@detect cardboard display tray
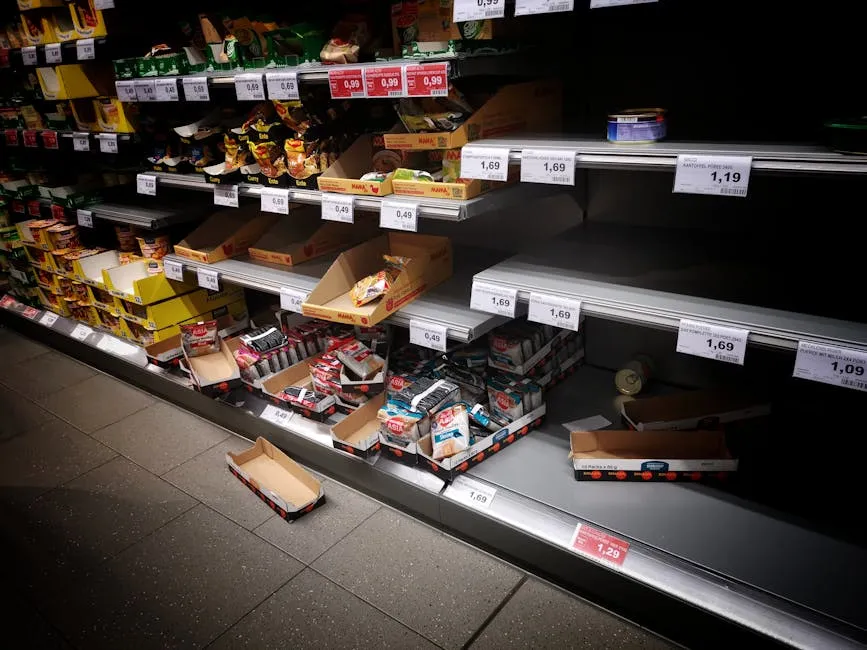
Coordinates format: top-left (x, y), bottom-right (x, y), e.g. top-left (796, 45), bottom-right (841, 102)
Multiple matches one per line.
top-left (330, 393), bottom-right (386, 458)
top-left (260, 355), bottom-right (339, 423)
top-left (173, 206), bottom-right (279, 264)
top-left (621, 390), bottom-right (771, 431)
top-left (183, 336), bottom-right (242, 397)
top-left (103, 260), bottom-right (196, 305)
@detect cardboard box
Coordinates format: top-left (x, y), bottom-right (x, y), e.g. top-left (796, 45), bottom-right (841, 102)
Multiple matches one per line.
top-left (88, 285), bottom-right (121, 314)
top-left (54, 248), bottom-right (102, 278)
top-left (488, 328), bottom-right (577, 377)
top-left (302, 233), bottom-right (452, 327)
top-left (383, 80), bottom-right (561, 151)
top-left (121, 297), bottom-right (249, 345)
top-left (118, 285), bottom-right (244, 330)
top-left (392, 175), bottom-right (507, 202)
top-left (103, 260), bottom-right (196, 305)
top-left (173, 207), bottom-right (279, 264)
top-left (36, 287), bottom-right (72, 316)
top-left (144, 308), bottom-right (250, 369)
top-left (18, 0), bottom-right (64, 9)
top-left (17, 219), bottom-right (58, 250)
top-left (73, 249), bottom-right (119, 286)
top-left (93, 97), bottom-right (138, 133)
top-left (226, 438), bottom-right (325, 521)
top-left (390, 0), bottom-right (493, 51)
top-left (569, 429), bottom-right (739, 482)
top-left (330, 393), bottom-right (385, 458)
top-left (37, 64), bottom-right (113, 100)
top-left (24, 243), bottom-right (56, 271)
top-left (621, 390), bottom-right (771, 432)
top-left (316, 134), bottom-right (395, 197)
top-left (183, 335), bottom-right (241, 397)
top-left (68, 1), bottom-right (106, 38)
top-left (261, 357), bottom-right (339, 423)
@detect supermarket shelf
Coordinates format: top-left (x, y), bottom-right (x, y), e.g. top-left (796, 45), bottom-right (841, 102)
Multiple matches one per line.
top-left (0, 37), bottom-right (109, 68)
top-left (2, 128), bottom-right (136, 151)
top-left (469, 137), bottom-right (867, 176)
top-left (88, 200), bottom-right (207, 229)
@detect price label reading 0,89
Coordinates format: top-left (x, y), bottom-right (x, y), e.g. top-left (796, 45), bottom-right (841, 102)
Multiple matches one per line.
top-left (99, 134), bottom-right (118, 154)
top-left (676, 319), bottom-right (748, 366)
top-left (520, 149), bottom-right (576, 186)
top-left (449, 476), bottom-right (497, 510)
top-left (528, 292), bottom-right (581, 331)
top-left (45, 42), bottom-right (62, 64)
top-left (570, 523), bottom-right (629, 566)
top-left (454, 0), bottom-right (505, 21)
top-left (261, 187), bottom-right (290, 215)
top-left (380, 200), bottom-right (418, 232)
top-left (321, 193), bottom-right (355, 224)
top-left (327, 67), bottom-right (365, 99)
top-left (235, 73), bottom-right (266, 101)
top-left (5, 129), bottom-right (18, 147)
top-left (265, 71), bottom-right (299, 100)
top-left (279, 287), bottom-right (307, 314)
top-left (793, 342), bottom-right (867, 392)
top-left (515, 0), bottom-right (574, 15)
top-left (182, 77), bottom-right (210, 102)
top-left (673, 154), bottom-right (752, 197)
top-left (154, 78), bottom-right (179, 102)
top-left (22, 130), bottom-right (38, 148)
top-left (405, 63), bottom-right (449, 97)
top-left (77, 38), bottom-right (95, 61)
top-left (470, 281), bottom-right (519, 317)
top-left (197, 268), bottom-right (220, 292)
top-left (409, 320), bottom-right (448, 352)
top-left (163, 259), bottom-right (185, 282)
top-left (213, 184), bottom-right (239, 208)
top-left (136, 173), bottom-right (156, 195)
top-left (460, 146), bottom-right (510, 182)
top-left (364, 66), bottom-right (404, 98)
top-left (77, 209), bottom-right (94, 228)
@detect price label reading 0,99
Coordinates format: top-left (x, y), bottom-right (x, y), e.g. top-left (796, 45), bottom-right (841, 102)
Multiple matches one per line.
top-left (793, 342), bottom-right (867, 392)
top-left (520, 149), bottom-right (576, 186)
top-left (409, 320), bottom-right (448, 352)
top-left (5, 129), bottom-right (18, 146)
top-left (261, 187), bottom-right (291, 215)
top-left (182, 77), bottom-right (210, 102)
top-left (235, 73), bottom-right (266, 101)
top-left (279, 287), bottom-right (308, 313)
top-left (321, 193), bottom-right (355, 223)
top-left (570, 523), bottom-right (629, 566)
top-left (364, 66), bottom-right (404, 98)
top-left (213, 184), bottom-right (239, 208)
top-left (45, 42), bottom-right (62, 64)
top-left (328, 67), bottom-right (366, 99)
top-left (380, 200), bottom-right (418, 232)
top-left (77, 209), bottom-right (93, 228)
top-left (673, 154), bottom-right (752, 197)
top-left (528, 292), bottom-right (581, 331)
top-left (265, 71), bottom-right (299, 100)
top-left (41, 130), bottom-right (58, 150)
top-left (163, 259), bottom-right (185, 282)
top-left (449, 476), bottom-right (497, 510)
top-left (515, 0), bottom-right (574, 15)
top-left (136, 173), bottom-right (156, 195)
top-left (197, 268), bottom-right (220, 292)
top-left (454, 0), bottom-right (505, 21)
top-left (676, 319), bottom-right (748, 366)
top-left (470, 281), bottom-right (518, 317)
top-left (154, 78), bottom-right (179, 102)
top-left (99, 134), bottom-right (118, 154)
top-left (77, 38), bottom-right (95, 61)
top-left (405, 63), bottom-right (449, 97)
top-left (459, 146), bottom-right (510, 182)
top-left (23, 130), bottom-right (38, 148)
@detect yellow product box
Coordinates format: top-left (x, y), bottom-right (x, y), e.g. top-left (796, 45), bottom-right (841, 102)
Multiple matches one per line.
top-left (94, 306), bottom-right (122, 334)
top-left (37, 63), bottom-right (113, 100)
top-left (46, 222), bottom-right (80, 251)
top-left (17, 219), bottom-right (59, 249)
top-left (34, 267), bottom-right (63, 294)
top-left (70, 302), bottom-right (99, 327)
top-left (53, 247), bottom-right (99, 277)
top-left (24, 243), bottom-right (56, 271)
top-left (93, 97), bottom-right (138, 133)
top-left (302, 233), bottom-right (452, 327)
top-left (120, 298), bottom-right (248, 345)
top-left (103, 260), bottom-right (196, 305)
top-left (173, 207), bottom-right (279, 264)
top-left (118, 285), bottom-right (244, 331)
top-left (37, 287), bottom-right (72, 316)
top-left (316, 134), bottom-right (395, 197)
top-left (72, 249), bottom-right (120, 286)
top-left (87, 284), bottom-right (121, 315)
top-left (68, 1), bottom-right (106, 38)
top-left (51, 8), bottom-right (78, 41)
top-left (20, 12), bottom-right (57, 45)
top-left (18, 0), bottom-right (64, 9)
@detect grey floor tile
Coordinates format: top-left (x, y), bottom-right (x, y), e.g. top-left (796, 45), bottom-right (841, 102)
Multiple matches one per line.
top-left (0, 351), bottom-right (97, 401)
top-left (254, 478), bottom-right (380, 564)
top-left (0, 388), bottom-right (54, 439)
top-left (48, 504), bottom-right (303, 649)
top-left (0, 587), bottom-right (71, 649)
top-left (211, 568), bottom-right (437, 650)
top-left (0, 328), bottom-right (50, 365)
top-left (39, 374), bottom-right (154, 433)
top-left (163, 437), bottom-right (274, 530)
top-left (470, 579), bottom-right (674, 650)
top-left (93, 401), bottom-right (231, 475)
top-left (313, 508), bottom-right (523, 649)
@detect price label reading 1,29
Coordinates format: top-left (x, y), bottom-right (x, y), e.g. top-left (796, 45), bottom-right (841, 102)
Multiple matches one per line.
top-left (570, 523), bottom-right (629, 567)
top-left (364, 66), bottom-right (404, 98)
top-left (520, 149), bottom-right (576, 186)
top-left (136, 173), bottom-right (156, 195)
top-left (793, 342), bottom-right (867, 392)
top-left (460, 146), bottom-right (510, 182)
top-left (77, 38), bottom-right (95, 61)
top-left (470, 281), bottom-right (518, 318)
top-left (454, 0), bottom-right (505, 22)
top-left (261, 187), bottom-right (290, 215)
top-left (450, 476), bottom-right (497, 510)
top-left (528, 292), bottom-right (581, 331)
top-left (265, 71), bottom-right (299, 100)
top-left (380, 200), bottom-right (418, 232)
top-left (409, 320), bottom-right (448, 352)
top-left (676, 319), bottom-right (748, 365)
top-left (235, 73), bottom-right (266, 101)
top-left (321, 193), bottom-right (355, 224)
top-left (279, 287), bottom-right (307, 314)
top-left (405, 62), bottom-right (449, 97)
top-left (327, 67), bottom-right (365, 99)
top-left (182, 77), bottom-right (210, 102)
top-left (673, 154), bottom-right (752, 197)
top-left (515, 0), bottom-right (575, 15)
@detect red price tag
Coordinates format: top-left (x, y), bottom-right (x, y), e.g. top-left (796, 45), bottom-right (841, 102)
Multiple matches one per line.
top-left (328, 67), bottom-right (365, 99)
top-left (27, 200), bottom-right (42, 217)
top-left (5, 129), bottom-right (19, 146)
top-left (22, 130), bottom-right (38, 148)
top-left (0, 295), bottom-right (16, 308)
top-left (0, 49), bottom-right (9, 68)
top-left (11, 200), bottom-right (24, 214)
top-left (570, 524), bottom-right (629, 566)
top-left (51, 204), bottom-right (66, 220)
top-left (364, 66), bottom-right (404, 98)
top-left (405, 63), bottom-right (449, 97)
top-left (42, 130), bottom-right (59, 150)
top-left (21, 306), bottom-right (39, 319)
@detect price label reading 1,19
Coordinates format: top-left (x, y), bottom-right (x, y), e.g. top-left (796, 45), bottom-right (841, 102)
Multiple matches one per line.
top-left (279, 287), bottom-right (307, 314)
top-left (409, 320), bottom-right (448, 352)
top-left (570, 523), bottom-right (629, 566)
top-left (136, 173), bottom-right (157, 195)
top-left (154, 78), bottom-right (179, 102)
top-left (261, 187), bottom-right (290, 215)
top-left (77, 209), bottom-right (94, 228)
top-left (793, 342), bottom-right (867, 392)
top-left (235, 73), bottom-right (266, 101)
top-left (265, 71), bottom-right (299, 100)
top-left (454, 0), bottom-right (505, 22)
top-left (182, 77), bottom-right (210, 102)
top-left (99, 133), bottom-right (118, 154)
top-left (380, 200), bottom-right (418, 232)
top-left (364, 66), bottom-right (404, 98)
top-left (214, 184), bottom-right (239, 208)
top-left (73, 132), bottom-right (90, 152)
top-left (321, 193), bottom-right (354, 223)
top-left (460, 146), bottom-right (510, 182)
top-left (676, 319), bottom-right (748, 365)
top-left (673, 154), bottom-right (752, 197)
top-left (470, 281), bottom-right (518, 317)
top-left (327, 67), bottom-right (366, 99)
top-left (450, 476), bottom-right (497, 510)
top-left (404, 62), bottom-right (449, 97)
top-left (520, 149), bottom-right (576, 186)
top-left (77, 38), bottom-right (95, 61)
top-left (528, 292), bottom-right (581, 331)
top-left (197, 268), bottom-right (220, 292)
top-left (163, 259), bottom-right (184, 282)
top-left (22, 46), bottom-right (37, 66)
top-left (515, 0), bottom-right (575, 15)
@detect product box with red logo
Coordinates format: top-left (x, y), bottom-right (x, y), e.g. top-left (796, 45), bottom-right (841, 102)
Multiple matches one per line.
top-left (316, 134), bottom-right (396, 197)
top-left (173, 206), bottom-right (279, 265)
top-left (260, 355), bottom-right (339, 423)
top-left (391, 148), bottom-right (515, 201)
top-left (302, 233), bottom-right (452, 327)
top-left (181, 329), bottom-right (241, 397)
top-left (144, 310), bottom-right (250, 369)
top-left (329, 392), bottom-right (385, 458)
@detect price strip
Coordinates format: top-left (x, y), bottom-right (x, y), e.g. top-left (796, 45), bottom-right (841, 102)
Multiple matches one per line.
top-left (45, 42), bottom-right (62, 64)
top-left (279, 287), bottom-right (307, 313)
top-left (528, 292), bottom-right (581, 331)
top-left (76, 209), bottom-right (94, 228)
top-left (163, 259), bottom-right (184, 282)
top-left (182, 77), bottom-right (210, 102)
top-left (328, 67), bottom-right (365, 99)
top-left (260, 187), bottom-right (290, 215)
top-left (5, 129), bottom-right (18, 146)
top-left (460, 146), bottom-right (510, 181)
top-left (470, 281), bottom-right (518, 317)
top-left (676, 319), bottom-right (748, 365)
top-left (260, 404), bottom-right (294, 430)
top-left (569, 523), bottom-right (629, 566)
top-left (235, 73), bottom-right (265, 101)
top-left (793, 342), bottom-right (867, 392)
top-left (214, 184), bottom-right (239, 208)
top-left (265, 71), bottom-right (299, 100)
top-left (39, 311), bottom-right (59, 327)
top-left (515, 0), bottom-right (574, 14)
top-left (115, 80), bottom-right (137, 102)
top-left (22, 46), bottom-right (37, 66)
top-left (41, 130), bottom-right (59, 150)
top-left (70, 323), bottom-right (92, 341)
top-left (364, 66), bottom-right (404, 98)
top-left (99, 133), bottom-right (118, 154)
top-left (136, 173), bottom-right (156, 195)
top-left (380, 200), bottom-right (418, 232)
top-left (409, 320), bottom-right (448, 352)
top-left (321, 193), bottom-right (354, 223)
top-left (520, 149), bottom-right (576, 185)
top-left (405, 62), bottom-right (449, 97)
top-left (22, 130), bottom-right (38, 148)
top-left (197, 268), bottom-right (220, 291)
top-left (454, 0), bottom-right (504, 20)
top-left (134, 79), bottom-right (156, 102)
top-left (76, 38), bottom-right (95, 61)
top-left (450, 476), bottom-right (496, 510)
top-left (591, 0), bottom-right (657, 7)
top-left (154, 78), bottom-right (179, 102)
top-left (673, 155), bottom-right (752, 197)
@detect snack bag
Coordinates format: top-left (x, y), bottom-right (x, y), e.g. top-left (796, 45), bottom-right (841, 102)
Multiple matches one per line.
top-left (337, 339), bottom-right (384, 379)
top-left (431, 403), bottom-right (471, 460)
top-left (181, 320), bottom-right (220, 357)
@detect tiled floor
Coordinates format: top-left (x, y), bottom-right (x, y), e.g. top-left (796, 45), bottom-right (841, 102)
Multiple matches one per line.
top-left (0, 327), bottom-right (675, 649)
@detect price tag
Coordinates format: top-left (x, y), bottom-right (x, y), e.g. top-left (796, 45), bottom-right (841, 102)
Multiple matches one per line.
top-left (328, 67), bottom-right (365, 99)
top-left (591, 0), bottom-right (657, 6)
top-left (0, 295), bottom-right (16, 308)
top-left (279, 287), bottom-right (307, 313)
top-left (94, 0), bottom-right (115, 8)
top-left (137, 173), bottom-right (156, 195)
top-left (77, 209), bottom-right (94, 228)
top-left (70, 323), bottom-right (92, 341)
top-left (364, 66), bottom-right (404, 98)
top-left (97, 335), bottom-right (137, 356)
top-left (460, 146), bottom-right (510, 181)
top-left (454, 0), bottom-right (505, 21)
top-left (5, 129), bottom-right (18, 146)
top-left (520, 149), bottom-right (576, 185)
top-left (471, 281), bottom-right (518, 317)
top-left (405, 63), bottom-right (449, 97)
top-left (380, 200), bottom-right (418, 232)
top-left (528, 292), bottom-right (581, 331)
top-left (21, 306), bottom-right (39, 319)
top-left (570, 523), bottom-right (629, 566)
top-left (41, 130), bottom-right (59, 150)
top-left (164, 259), bottom-right (185, 282)
top-left (45, 42), bottom-right (62, 64)
top-left (154, 78), bottom-right (179, 102)
top-left (182, 77), bottom-right (210, 102)
top-left (76, 38), bottom-right (95, 61)
top-left (261, 187), bottom-right (290, 215)
top-left (99, 133), bottom-right (118, 154)
top-left (515, 0), bottom-right (574, 14)
top-left (27, 200), bottom-right (41, 217)
top-left (115, 80), bottom-right (137, 102)
top-left (39, 311), bottom-right (59, 327)
top-left (72, 132), bottom-right (90, 151)
top-left (793, 342), bottom-right (867, 392)
top-left (235, 73), bottom-right (265, 101)
top-left (134, 79), bottom-right (157, 102)
top-left (265, 71), bottom-right (299, 100)
top-left (23, 130), bottom-right (38, 148)
top-left (197, 268), bottom-right (220, 291)
top-left (214, 184), bottom-right (239, 208)
top-left (450, 477), bottom-right (496, 510)
top-left (22, 46), bottom-right (37, 66)
top-left (676, 319), bottom-right (748, 365)
top-left (673, 155), bottom-right (752, 197)
top-left (409, 320), bottom-right (448, 352)
top-left (321, 193), bottom-right (354, 223)
top-left (261, 404), bottom-right (294, 429)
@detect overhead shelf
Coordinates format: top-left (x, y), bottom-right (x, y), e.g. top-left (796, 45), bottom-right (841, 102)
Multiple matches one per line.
top-left (87, 200), bottom-right (207, 229)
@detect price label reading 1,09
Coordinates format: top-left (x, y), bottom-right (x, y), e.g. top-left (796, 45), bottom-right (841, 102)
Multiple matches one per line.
top-left (470, 281), bottom-right (518, 317)
top-left (793, 342), bottom-right (867, 392)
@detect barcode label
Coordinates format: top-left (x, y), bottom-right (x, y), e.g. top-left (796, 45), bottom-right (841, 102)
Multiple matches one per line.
top-left (716, 354), bottom-right (740, 364)
top-left (720, 187), bottom-right (747, 196)
top-left (842, 378), bottom-right (867, 390)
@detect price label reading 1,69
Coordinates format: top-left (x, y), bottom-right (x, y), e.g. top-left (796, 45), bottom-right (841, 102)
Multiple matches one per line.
top-left (528, 292), bottom-right (581, 331)
top-left (520, 149), bottom-right (576, 186)
top-left (449, 476), bottom-right (497, 510)
top-left (793, 342), bottom-right (867, 392)
top-left (673, 154), bottom-right (752, 197)
top-left (676, 319), bottom-right (748, 366)
top-left (460, 146), bottom-right (510, 182)
top-left (470, 281), bottom-right (518, 317)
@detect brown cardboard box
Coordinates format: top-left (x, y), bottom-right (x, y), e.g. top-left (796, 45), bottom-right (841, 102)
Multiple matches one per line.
top-left (317, 134), bottom-right (395, 197)
top-left (183, 335), bottom-right (241, 396)
top-left (302, 233), bottom-right (452, 327)
top-left (173, 206), bottom-right (279, 264)
top-left (260, 355), bottom-right (338, 422)
top-left (621, 390), bottom-right (771, 431)
top-left (330, 392), bottom-right (385, 458)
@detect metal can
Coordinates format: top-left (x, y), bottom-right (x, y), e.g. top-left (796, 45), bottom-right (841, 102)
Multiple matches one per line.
top-left (615, 355), bottom-right (654, 396)
top-left (607, 108), bottom-right (667, 143)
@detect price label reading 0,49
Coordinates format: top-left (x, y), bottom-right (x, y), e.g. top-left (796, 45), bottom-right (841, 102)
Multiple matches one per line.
top-left (321, 194), bottom-right (355, 223)
top-left (163, 259), bottom-right (185, 282)
top-left (261, 188), bottom-right (290, 215)
top-left (380, 201), bottom-right (418, 232)
top-left (460, 146), bottom-right (510, 182)
top-left (154, 78), bottom-right (179, 102)
top-left (405, 63), bottom-right (449, 97)
top-left (520, 149), bottom-right (576, 186)
top-left (470, 281), bottom-right (518, 317)
top-left (279, 287), bottom-right (307, 314)
top-left (134, 79), bottom-right (156, 102)
top-left (528, 292), bottom-right (581, 331)
top-left (454, 0), bottom-right (505, 22)
top-left (115, 80), bottom-right (137, 103)
top-left (182, 77), bottom-right (210, 102)
top-left (673, 154), bottom-right (752, 197)
top-left (265, 71), bottom-right (299, 100)
top-left (261, 404), bottom-right (294, 429)
top-left (676, 319), bottom-right (748, 366)
top-left (235, 74), bottom-right (266, 101)
top-left (793, 342), bottom-right (867, 392)
top-left (197, 268), bottom-right (220, 292)
top-left (409, 320), bottom-right (448, 352)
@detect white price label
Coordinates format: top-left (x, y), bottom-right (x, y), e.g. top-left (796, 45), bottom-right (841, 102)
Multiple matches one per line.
top-left (528, 292), bottom-right (581, 331)
top-left (22, 46), bottom-right (37, 66)
top-left (45, 43), bottom-right (62, 63)
top-left (279, 287), bottom-right (307, 313)
top-left (72, 132), bottom-right (90, 151)
top-left (591, 0), bottom-right (656, 6)
top-left (793, 342), bottom-right (867, 392)
top-left (197, 268), bottom-right (220, 291)
top-left (182, 77), bottom-right (210, 102)
top-left (94, 0), bottom-right (115, 8)
top-left (409, 320), bottom-right (448, 352)
top-left (76, 209), bottom-right (94, 228)
top-left (321, 193), bottom-right (354, 223)
top-left (40, 311), bottom-right (59, 327)
top-left (520, 149), bottom-right (576, 186)
top-left (260, 187), bottom-right (290, 214)
top-left (460, 146), bottom-right (510, 181)
top-left (515, 0), bottom-right (574, 14)
top-left (673, 155), bottom-right (752, 197)
top-left (450, 477), bottom-right (496, 510)
top-left (115, 80), bottom-right (137, 102)
top-left (214, 184), bottom-right (239, 208)
top-left (77, 38), bottom-right (95, 61)
top-left (99, 134), bottom-right (118, 154)
top-left (154, 78), bottom-right (179, 102)
top-left (380, 200), bottom-right (418, 232)
top-left (134, 79), bottom-right (156, 102)
top-left (235, 73), bottom-right (265, 101)
top-left (266, 71), bottom-right (299, 100)
top-left (261, 404), bottom-right (294, 429)
top-left (676, 319), bottom-right (748, 365)
top-left (136, 173), bottom-right (157, 195)
top-left (70, 323), bottom-right (92, 341)
top-left (164, 259), bottom-right (185, 282)
top-left (454, 0), bottom-right (505, 21)
top-left (470, 281), bottom-right (518, 317)
top-left (97, 335), bottom-right (136, 356)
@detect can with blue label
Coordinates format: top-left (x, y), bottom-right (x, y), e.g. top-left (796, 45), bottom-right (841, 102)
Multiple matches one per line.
top-left (607, 108), bottom-right (667, 143)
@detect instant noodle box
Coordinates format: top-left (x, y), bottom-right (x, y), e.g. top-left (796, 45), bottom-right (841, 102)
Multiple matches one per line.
top-left (173, 207), bottom-right (279, 264)
top-left (72, 249), bottom-right (120, 286)
top-left (330, 392), bottom-right (386, 458)
top-left (17, 219), bottom-right (58, 250)
top-left (316, 134), bottom-right (396, 197)
top-left (620, 389), bottom-right (771, 431)
top-left (117, 285), bottom-right (244, 331)
top-left (87, 284), bottom-right (121, 314)
top-left (102, 260), bottom-right (196, 305)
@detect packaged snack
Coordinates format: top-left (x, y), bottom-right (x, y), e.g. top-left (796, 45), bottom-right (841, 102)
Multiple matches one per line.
top-left (393, 376), bottom-right (461, 416)
top-left (280, 385), bottom-right (336, 413)
top-left (240, 326), bottom-right (288, 353)
top-left (377, 402), bottom-right (428, 443)
top-left (181, 320), bottom-right (220, 357)
top-left (351, 270), bottom-right (392, 307)
top-left (250, 140), bottom-right (286, 179)
top-left (463, 401), bottom-right (508, 432)
top-left (320, 14), bottom-right (369, 64)
top-left (360, 171), bottom-right (390, 182)
top-left (337, 339), bottom-right (384, 380)
top-left (115, 224), bottom-right (138, 252)
top-left (223, 134), bottom-right (249, 171)
top-left (486, 379), bottom-right (524, 422)
top-left (136, 235), bottom-right (171, 260)
top-left (393, 168), bottom-right (436, 182)
top-left (431, 403), bottom-right (471, 460)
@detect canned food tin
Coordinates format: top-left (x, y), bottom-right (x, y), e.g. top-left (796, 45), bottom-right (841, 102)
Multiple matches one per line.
top-left (607, 108), bottom-right (667, 143)
top-left (615, 355), bottom-right (654, 395)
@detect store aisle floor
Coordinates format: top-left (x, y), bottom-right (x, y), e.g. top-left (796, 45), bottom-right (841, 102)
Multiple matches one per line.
top-left (0, 327), bottom-right (675, 650)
